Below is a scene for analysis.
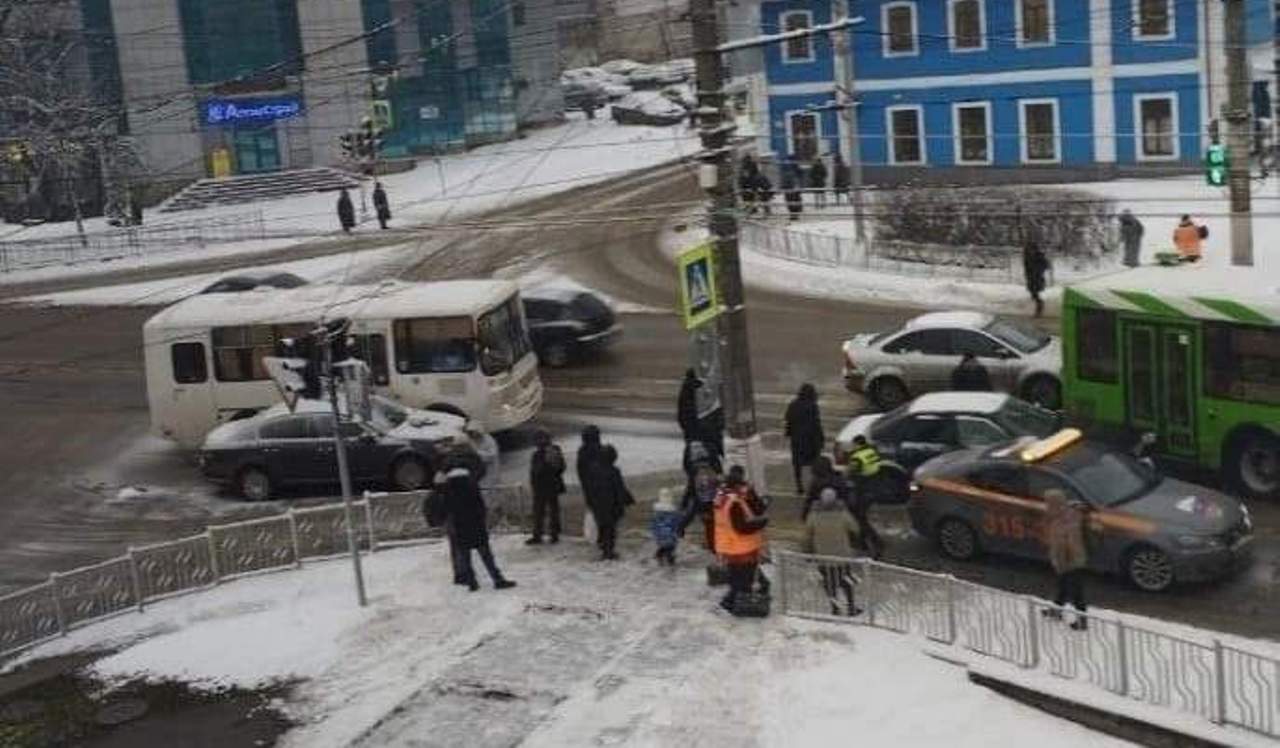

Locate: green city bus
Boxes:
[1062,267,1280,499]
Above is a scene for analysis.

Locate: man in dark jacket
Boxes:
[372,182,391,230]
[677,368,702,443]
[527,430,566,545]
[1118,209,1143,267]
[784,383,824,495]
[832,153,851,204]
[808,158,828,209]
[577,425,603,489]
[583,445,633,559]
[443,465,516,591]
[337,188,356,233]
[751,170,774,216]
[1023,239,1050,317]
[950,352,992,391]
[739,155,759,214]
[783,168,803,221]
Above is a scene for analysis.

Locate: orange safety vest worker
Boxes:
[1173,221,1202,260]
[713,485,764,559]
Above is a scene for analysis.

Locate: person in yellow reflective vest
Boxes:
[713,465,769,613]
[847,435,885,559]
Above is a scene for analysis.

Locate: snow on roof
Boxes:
[905,311,992,330]
[144,280,519,332]
[909,391,1009,415]
[1070,264,1280,322]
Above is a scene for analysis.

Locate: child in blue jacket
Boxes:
[651,487,682,566]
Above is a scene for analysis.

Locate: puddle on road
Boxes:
[0,653,294,747]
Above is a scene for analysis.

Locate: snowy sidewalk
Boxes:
[7,535,1133,747]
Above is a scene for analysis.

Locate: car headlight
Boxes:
[1176,534,1223,550]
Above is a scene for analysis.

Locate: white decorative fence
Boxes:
[0,485,529,659]
[776,552,1280,739]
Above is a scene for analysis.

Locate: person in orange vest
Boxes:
[713,465,769,613]
[1172,214,1205,262]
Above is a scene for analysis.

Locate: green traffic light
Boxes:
[1204,145,1228,185]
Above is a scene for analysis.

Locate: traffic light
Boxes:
[339,132,356,159]
[1205,144,1228,186]
[357,116,383,160]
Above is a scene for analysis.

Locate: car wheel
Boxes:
[542,341,572,368]
[1227,430,1280,500]
[1125,546,1175,592]
[391,456,430,492]
[936,518,980,561]
[1022,375,1062,410]
[237,466,272,502]
[869,377,909,410]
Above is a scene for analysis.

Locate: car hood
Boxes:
[836,413,882,447]
[844,332,880,350]
[1113,478,1247,533]
[386,411,469,442]
[1026,335,1062,365]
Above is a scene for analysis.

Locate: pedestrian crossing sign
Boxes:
[678,242,720,329]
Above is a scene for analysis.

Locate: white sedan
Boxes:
[841,311,1062,411]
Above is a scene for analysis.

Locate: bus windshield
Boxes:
[477,297,533,375]
[985,318,1051,354]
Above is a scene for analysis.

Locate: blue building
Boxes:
[729,0,1275,176]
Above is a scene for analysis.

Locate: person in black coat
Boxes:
[577,424,603,490]
[782,168,803,221]
[677,368,702,443]
[583,445,633,559]
[832,153,851,204]
[337,188,356,233]
[443,465,516,591]
[784,383,824,495]
[1023,239,1050,318]
[739,155,759,214]
[751,170,774,216]
[372,182,391,230]
[950,352,993,392]
[527,429,566,545]
[808,158,828,209]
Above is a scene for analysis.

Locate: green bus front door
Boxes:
[1122,322,1197,458]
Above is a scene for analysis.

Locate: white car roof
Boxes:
[908,392,1009,415]
[145,280,517,332]
[904,311,992,330]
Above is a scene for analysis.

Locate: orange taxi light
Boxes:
[1020,428,1083,463]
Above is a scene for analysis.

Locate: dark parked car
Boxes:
[522,287,622,367]
[200,272,308,294]
[198,396,498,501]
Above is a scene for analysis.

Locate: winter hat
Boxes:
[819,486,839,508]
[655,487,678,512]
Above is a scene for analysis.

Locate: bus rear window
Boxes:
[1075,308,1117,383]
[1204,323,1280,405]
[393,317,476,374]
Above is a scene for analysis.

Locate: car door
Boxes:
[888,414,958,470]
[310,414,386,483]
[882,329,954,393]
[259,415,327,486]
[952,329,1020,393]
[954,415,1012,450]
[966,464,1035,556]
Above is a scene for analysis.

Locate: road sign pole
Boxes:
[325,333,368,608]
[1223,0,1253,266]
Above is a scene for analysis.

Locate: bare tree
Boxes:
[0,0,142,239]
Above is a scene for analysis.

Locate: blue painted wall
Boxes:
[1110,0,1198,65]
[761,0,836,85]
[1112,74,1201,164]
[766,92,841,159]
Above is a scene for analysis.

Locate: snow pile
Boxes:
[7,537,1130,747]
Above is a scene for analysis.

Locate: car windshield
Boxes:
[984,318,1051,353]
[1050,444,1157,507]
[994,399,1059,438]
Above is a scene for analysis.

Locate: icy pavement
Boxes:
[9,536,1130,747]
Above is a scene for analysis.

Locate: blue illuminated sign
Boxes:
[202,96,303,126]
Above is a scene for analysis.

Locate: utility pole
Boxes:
[1224,0,1253,265]
[342,77,369,219]
[690,0,763,486]
[323,324,368,608]
[832,0,866,244]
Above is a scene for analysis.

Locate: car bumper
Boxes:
[577,323,623,349]
[844,368,867,393]
[197,454,235,485]
[1172,537,1254,583]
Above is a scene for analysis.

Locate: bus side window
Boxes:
[1076,308,1117,382]
[351,334,390,386]
[171,342,208,384]
[1205,323,1280,404]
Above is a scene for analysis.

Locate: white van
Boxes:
[144,280,543,448]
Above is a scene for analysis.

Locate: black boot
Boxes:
[525,536,543,545]
[495,578,516,590]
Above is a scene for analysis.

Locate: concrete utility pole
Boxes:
[324,327,368,608]
[832,0,867,244]
[690,0,763,486]
[1224,0,1253,265]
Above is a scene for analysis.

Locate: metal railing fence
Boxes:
[0,210,269,274]
[0,485,530,659]
[776,552,1280,739]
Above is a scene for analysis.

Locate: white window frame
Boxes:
[1133,0,1175,41]
[1015,0,1055,48]
[780,10,816,63]
[881,1,919,58]
[1134,93,1180,161]
[886,104,926,165]
[785,109,822,158]
[952,101,993,165]
[1018,98,1061,164]
[947,0,987,52]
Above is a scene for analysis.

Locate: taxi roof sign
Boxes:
[1020,428,1083,463]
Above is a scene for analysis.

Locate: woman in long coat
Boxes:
[1044,489,1088,630]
